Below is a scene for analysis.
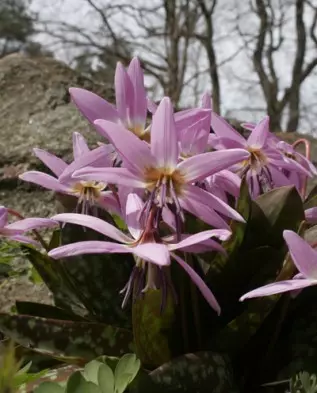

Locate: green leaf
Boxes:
[83,360,103,385]
[148,351,238,393]
[255,186,305,248]
[15,302,87,321]
[0,313,134,363]
[66,371,101,393]
[98,364,115,393]
[114,354,140,393]
[34,381,65,393]
[132,289,174,367]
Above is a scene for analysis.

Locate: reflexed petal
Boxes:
[178,149,250,183]
[171,252,221,314]
[73,167,147,188]
[212,170,241,197]
[305,207,317,224]
[69,87,119,123]
[240,279,316,301]
[33,148,68,177]
[51,213,132,243]
[167,229,231,251]
[247,116,269,148]
[8,235,40,247]
[97,191,121,216]
[49,241,131,259]
[151,97,178,168]
[147,97,158,114]
[211,112,245,146]
[283,230,317,279]
[0,206,8,228]
[177,237,226,254]
[127,57,147,128]
[201,92,212,109]
[125,193,144,240]
[115,62,134,124]
[94,120,154,174]
[174,108,211,134]
[72,132,90,160]
[132,243,170,266]
[6,218,57,232]
[267,166,292,187]
[19,171,70,193]
[59,145,112,182]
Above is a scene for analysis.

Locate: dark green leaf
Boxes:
[98,364,114,393]
[34,381,65,393]
[66,371,100,393]
[0,313,134,363]
[15,302,86,321]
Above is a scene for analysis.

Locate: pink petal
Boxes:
[6,218,57,232]
[115,62,134,125]
[127,57,147,128]
[132,243,170,266]
[305,207,317,224]
[211,112,246,146]
[147,98,158,114]
[178,149,250,183]
[125,193,144,240]
[151,97,178,168]
[179,192,230,229]
[7,234,40,247]
[69,87,119,124]
[171,252,221,314]
[48,240,132,259]
[283,230,317,279]
[211,170,241,197]
[33,148,67,177]
[72,132,90,160]
[174,108,211,134]
[247,116,269,149]
[94,120,154,174]
[167,229,231,251]
[59,145,112,182]
[51,213,132,243]
[0,206,8,228]
[19,171,70,193]
[97,191,121,216]
[267,166,292,187]
[240,279,316,301]
[177,238,226,254]
[201,92,212,109]
[73,167,146,188]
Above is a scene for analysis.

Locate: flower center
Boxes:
[127,123,150,142]
[71,181,106,214]
[247,147,268,170]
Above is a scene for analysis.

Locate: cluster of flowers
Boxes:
[3,57,317,314]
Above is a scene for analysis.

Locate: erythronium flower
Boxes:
[205,170,241,205]
[19,132,119,215]
[210,114,309,197]
[74,98,250,232]
[48,193,230,314]
[305,207,317,224]
[240,230,317,301]
[0,206,57,246]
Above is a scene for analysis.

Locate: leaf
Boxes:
[114,354,140,393]
[66,371,101,393]
[0,313,134,363]
[83,360,103,385]
[148,351,238,393]
[15,302,87,322]
[98,364,115,393]
[132,289,174,367]
[60,223,132,327]
[34,381,65,393]
[255,186,305,248]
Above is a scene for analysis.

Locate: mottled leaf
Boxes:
[0,313,134,363]
[15,302,86,322]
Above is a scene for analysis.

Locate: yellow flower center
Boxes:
[71,181,106,205]
[143,167,186,199]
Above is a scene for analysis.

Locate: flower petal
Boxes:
[132,243,170,266]
[8,234,40,247]
[0,206,8,228]
[51,213,132,243]
[305,207,317,224]
[115,62,134,125]
[147,98,158,114]
[97,191,121,216]
[69,87,119,124]
[171,252,221,314]
[94,119,154,174]
[125,193,144,240]
[33,148,68,177]
[49,241,131,259]
[72,132,90,160]
[6,218,57,232]
[19,171,70,193]
[178,149,250,183]
[211,112,246,146]
[283,230,317,279]
[174,108,211,134]
[74,166,146,188]
[127,57,147,128]
[167,229,231,251]
[247,116,269,149]
[240,279,316,301]
[151,97,178,168]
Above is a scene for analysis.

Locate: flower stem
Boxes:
[292,138,311,199]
